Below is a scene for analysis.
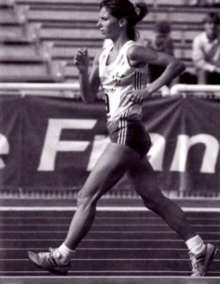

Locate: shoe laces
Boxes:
[189,251,205,275]
[39,248,58,259]
[189,253,198,272]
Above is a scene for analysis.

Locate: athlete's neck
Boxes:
[111,35,130,51]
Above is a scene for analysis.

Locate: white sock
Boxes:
[58,243,75,261]
[186,235,206,255]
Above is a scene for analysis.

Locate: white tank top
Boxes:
[99,40,148,122]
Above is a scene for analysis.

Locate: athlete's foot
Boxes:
[28,248,70,275]
[189,243,218,276]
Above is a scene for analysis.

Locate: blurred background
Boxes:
[1,0,220,280]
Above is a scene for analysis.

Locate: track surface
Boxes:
[0,208,219,278]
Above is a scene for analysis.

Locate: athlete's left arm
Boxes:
[127,45,185,99]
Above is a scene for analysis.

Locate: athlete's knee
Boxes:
[77,190,98,210]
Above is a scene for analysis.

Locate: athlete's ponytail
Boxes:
[127,2,148,40]
[132,2,148,25]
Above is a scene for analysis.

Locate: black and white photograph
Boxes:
[0,0,220,283]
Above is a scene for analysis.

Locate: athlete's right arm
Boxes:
[73,48,101,103]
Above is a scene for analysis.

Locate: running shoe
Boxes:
[28,248,70,275]
[189,243,218,276]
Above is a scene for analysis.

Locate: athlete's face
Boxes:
[97,7,121,39]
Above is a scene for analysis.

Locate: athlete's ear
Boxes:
[119,18,127,28]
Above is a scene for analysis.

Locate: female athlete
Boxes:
[28,0,217,276]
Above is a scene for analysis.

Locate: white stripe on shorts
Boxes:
[117,110,130,145]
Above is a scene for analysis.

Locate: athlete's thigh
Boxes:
[127,156,162,199]
[81,142,140,200]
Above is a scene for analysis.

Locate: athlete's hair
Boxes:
[99,0,148,41]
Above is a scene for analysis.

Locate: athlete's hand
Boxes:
[73,48,89,73]
[128,89,146,103]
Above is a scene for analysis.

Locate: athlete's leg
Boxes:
[127,156,218,276]
[64,142,140,250]
[28,142,141,273]
[127,156,195,241]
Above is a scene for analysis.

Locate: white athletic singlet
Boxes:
[99,40,148,122]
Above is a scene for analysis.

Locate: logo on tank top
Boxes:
[112,72,124,85]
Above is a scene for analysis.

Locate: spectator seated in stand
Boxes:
[143,20,174,89]
[192,12,220,84]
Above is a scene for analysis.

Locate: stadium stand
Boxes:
[0,0,63,82]
[0,0,220,82]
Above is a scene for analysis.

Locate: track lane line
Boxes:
[0,207,220,212]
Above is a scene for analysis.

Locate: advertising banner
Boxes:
[0,95,22,190]
[0,95,220,194]
[143,96,220,193]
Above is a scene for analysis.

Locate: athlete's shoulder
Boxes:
[94,46,109,66]
[98,40,113,64]
[103,39,113,49]
[126,41,147,66]
[93,50,103,66]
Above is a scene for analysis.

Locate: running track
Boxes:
[0,206,220,284]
